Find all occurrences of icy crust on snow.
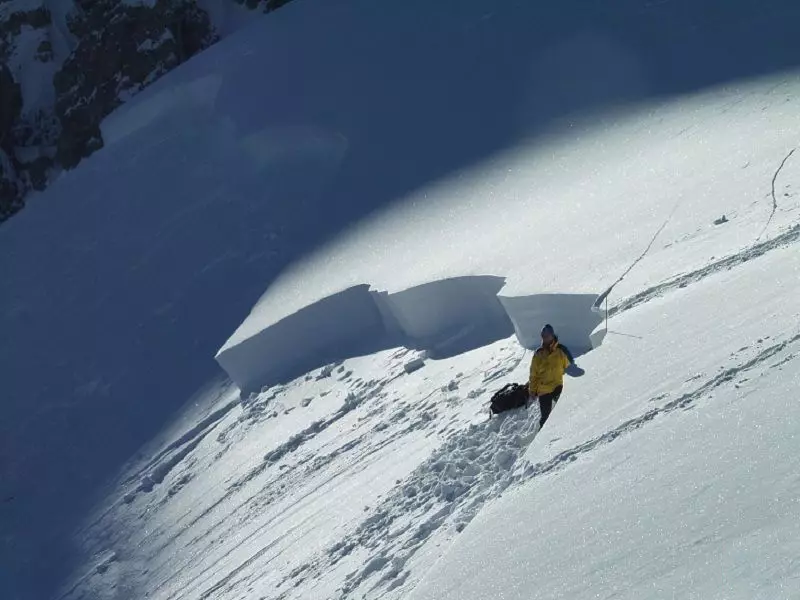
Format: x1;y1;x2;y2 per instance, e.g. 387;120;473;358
217;75;800;392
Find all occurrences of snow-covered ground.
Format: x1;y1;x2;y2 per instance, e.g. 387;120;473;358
3;1;800;599
63;207;800;600
65;340;538;600
410;243;800;600
59;73;800;599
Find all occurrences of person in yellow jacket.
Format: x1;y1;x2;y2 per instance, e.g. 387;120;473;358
529;324;572;428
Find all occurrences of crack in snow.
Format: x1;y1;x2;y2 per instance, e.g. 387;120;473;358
758;147;797;241
610;222;800;317
593;202;681;311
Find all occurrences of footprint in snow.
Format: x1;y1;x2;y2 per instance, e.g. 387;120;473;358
311;408;541;598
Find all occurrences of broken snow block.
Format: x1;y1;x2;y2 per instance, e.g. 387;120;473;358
404;357;425;374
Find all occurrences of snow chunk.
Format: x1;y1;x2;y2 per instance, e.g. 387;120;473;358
403;357;425;374
498;292;602;351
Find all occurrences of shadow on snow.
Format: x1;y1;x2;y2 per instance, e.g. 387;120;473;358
2;0;800;597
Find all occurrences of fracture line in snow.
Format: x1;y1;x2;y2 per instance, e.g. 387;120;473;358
758;147;797;241
593;201;680;311
517;331;800;483
610;222;800;317
601;148;798;320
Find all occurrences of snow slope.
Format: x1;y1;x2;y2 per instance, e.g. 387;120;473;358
2;0;800;599
409;243;800;600
64;157;800;600
61;77;800;600
217;75;800;392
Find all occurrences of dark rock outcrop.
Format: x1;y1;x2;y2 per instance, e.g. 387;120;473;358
55;0;218;169
0;0;297;224
0;62;23;221
234;0;293;11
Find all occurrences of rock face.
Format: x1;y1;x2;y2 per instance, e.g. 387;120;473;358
0;0;294;223
1;4;51;220
233;0;292;11
55;0;218;169
1;62;23;219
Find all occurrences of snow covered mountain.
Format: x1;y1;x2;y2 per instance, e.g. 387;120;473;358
0;0;276;221
2;1;800;599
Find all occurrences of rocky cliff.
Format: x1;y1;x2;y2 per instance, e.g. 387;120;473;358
0;0;287;222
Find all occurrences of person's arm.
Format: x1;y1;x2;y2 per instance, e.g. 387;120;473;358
561;349;571;372
560;343;575;365
529;353;539;397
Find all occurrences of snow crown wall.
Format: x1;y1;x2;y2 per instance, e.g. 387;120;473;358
216;276;603;393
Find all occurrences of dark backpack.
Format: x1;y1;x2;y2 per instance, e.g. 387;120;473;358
489;382;529;415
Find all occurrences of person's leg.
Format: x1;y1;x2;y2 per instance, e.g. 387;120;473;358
538;395;553;427
538;386;564;427
551;385;563;405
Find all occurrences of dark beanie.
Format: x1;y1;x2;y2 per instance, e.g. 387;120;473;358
541;324;555;336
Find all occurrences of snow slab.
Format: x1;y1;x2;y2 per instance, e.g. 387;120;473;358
217;74;800;392
408;244;800;600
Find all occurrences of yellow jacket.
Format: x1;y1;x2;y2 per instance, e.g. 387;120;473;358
529;342;570;396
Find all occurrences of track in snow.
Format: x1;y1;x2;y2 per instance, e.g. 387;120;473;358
279;404;543;599
610;222;800;318
515;331;800;484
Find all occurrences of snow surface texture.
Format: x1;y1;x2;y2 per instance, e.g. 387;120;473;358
66;341;540;600
409;243;800;600
62;221;800;600
59;79;800;599
3;0;800;599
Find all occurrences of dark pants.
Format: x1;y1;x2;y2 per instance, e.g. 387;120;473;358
538;385;563;428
